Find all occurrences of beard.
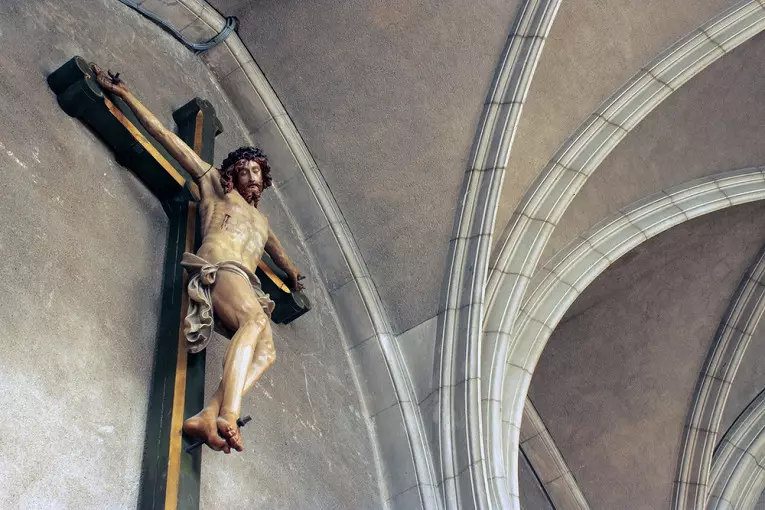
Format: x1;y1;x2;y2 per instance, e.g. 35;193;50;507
237;182;262;206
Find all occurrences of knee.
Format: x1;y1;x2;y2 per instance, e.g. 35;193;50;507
236;308;268;330
256;346;276;368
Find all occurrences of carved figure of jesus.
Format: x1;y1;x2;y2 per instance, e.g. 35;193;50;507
93;66;304;454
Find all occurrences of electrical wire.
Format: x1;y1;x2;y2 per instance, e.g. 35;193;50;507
116;0;238;54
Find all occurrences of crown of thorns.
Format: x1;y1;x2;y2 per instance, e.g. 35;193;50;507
219;146;273;194
221;146;269;171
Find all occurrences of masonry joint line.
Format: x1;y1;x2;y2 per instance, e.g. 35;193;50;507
699;27;727;54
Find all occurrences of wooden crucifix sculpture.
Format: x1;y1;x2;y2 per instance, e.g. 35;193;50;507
47;56;311;509
95;63;307;452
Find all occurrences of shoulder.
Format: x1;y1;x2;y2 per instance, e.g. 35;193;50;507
197;166;225;198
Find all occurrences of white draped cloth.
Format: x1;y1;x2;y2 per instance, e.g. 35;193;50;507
180;252;275;353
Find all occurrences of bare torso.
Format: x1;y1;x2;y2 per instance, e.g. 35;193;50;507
196;190;269;274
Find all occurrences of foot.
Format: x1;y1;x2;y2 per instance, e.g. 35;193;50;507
216;412;244;452
183;407;230;454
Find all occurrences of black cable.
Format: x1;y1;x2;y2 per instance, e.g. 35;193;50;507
116;0;238;54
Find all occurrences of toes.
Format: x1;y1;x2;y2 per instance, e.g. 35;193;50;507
215;416;244;451
230;433;244;452
204;431;229;453
216;418;235;438
220;427;243;452
207;434;228;451
228;434;243;451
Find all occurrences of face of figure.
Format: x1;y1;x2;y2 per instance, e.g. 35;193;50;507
233;159;263;205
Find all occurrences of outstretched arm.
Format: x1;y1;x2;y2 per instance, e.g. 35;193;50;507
264;228;305;291
92;65;217;184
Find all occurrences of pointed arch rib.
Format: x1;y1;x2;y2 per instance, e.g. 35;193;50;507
497;167;765;503
708;388;765;510
674;242;765;509
483;2;765;504
435;0;561;508
520;399;590;508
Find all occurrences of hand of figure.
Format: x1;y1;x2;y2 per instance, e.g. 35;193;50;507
91;64;129;96
288;271;305;292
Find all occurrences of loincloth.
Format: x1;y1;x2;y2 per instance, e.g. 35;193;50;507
181;252;275;353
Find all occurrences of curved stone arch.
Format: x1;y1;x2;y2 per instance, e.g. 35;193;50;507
481;2;765;504
708;389;765;510
520;399;590;509
433;0;561;508
674;243;765;509
498;168;765;503
115;1;441;507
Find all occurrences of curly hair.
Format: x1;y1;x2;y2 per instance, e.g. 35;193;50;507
219;146;272;194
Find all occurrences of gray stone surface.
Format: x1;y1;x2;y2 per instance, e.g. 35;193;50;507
719;309;765;440
543;33;765;262
757;488;765;510
519;451;554;510
528;203;765;510
348;336;399;417
0;1;379;508
396;315;438;404
494;0;736;244
208;0;519;334
371;403;417;499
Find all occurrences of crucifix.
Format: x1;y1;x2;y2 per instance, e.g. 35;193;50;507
47;56;311;510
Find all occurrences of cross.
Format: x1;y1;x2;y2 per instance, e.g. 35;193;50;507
47;56;311;510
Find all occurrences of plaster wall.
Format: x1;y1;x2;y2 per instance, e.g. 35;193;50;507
543;33;765;262
528;203;765;510
494;0;735;242
0;1;379;508
208;0;519;333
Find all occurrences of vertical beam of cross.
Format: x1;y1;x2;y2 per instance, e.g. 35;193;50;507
47;58;222;510
140;100;222;510
169;99;223;510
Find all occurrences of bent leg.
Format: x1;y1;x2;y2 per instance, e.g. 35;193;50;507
200;317;274;452
182;270;268;452
210;270;269;451
242;321;276;395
